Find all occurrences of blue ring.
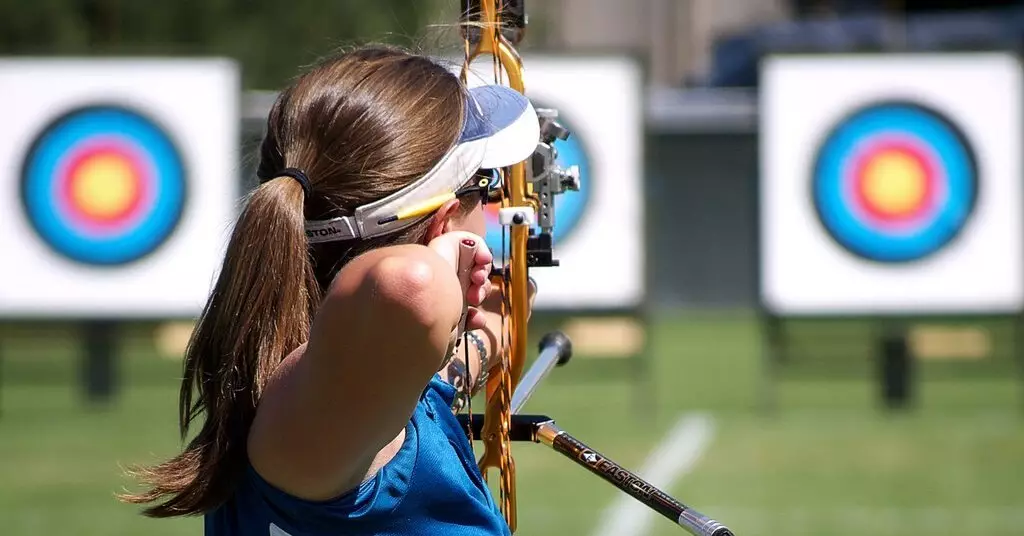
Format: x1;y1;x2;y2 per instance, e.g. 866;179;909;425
812;101;978;263
484;105;591;255
19;105;187;266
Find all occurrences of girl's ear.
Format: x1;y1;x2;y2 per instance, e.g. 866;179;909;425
422;199;463;244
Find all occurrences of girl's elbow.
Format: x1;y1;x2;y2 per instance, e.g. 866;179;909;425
325;250;461;331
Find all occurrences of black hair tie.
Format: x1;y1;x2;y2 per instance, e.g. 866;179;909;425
260;167;313;198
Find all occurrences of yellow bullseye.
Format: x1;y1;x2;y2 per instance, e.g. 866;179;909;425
860;150;927;217
70;154;138;219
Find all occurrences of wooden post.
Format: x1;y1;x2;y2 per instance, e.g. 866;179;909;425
879;324;913;410
82;320;119;404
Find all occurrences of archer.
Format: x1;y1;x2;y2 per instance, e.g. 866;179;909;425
120;45;540;536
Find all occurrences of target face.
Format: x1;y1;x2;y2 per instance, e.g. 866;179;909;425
812;101;978;263
19;105;187;266
484;108;591;255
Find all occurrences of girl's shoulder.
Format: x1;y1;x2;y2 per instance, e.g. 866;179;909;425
246;244;464;504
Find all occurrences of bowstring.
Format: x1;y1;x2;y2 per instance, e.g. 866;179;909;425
459;2;516;520
490;1;516;519
461;16;475;457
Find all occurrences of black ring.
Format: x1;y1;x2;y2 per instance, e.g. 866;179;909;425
260;167;312;198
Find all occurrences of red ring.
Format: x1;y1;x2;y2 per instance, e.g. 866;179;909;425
54;139;153;237
845;136;941;230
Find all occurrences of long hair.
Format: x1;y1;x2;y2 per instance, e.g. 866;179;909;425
120;45;468;517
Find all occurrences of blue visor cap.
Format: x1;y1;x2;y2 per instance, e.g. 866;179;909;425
460;84;540;169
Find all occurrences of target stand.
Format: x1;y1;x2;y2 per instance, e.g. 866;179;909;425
757;52;1024;412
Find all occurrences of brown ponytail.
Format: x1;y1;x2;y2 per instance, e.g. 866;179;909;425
122;176;320;516
120;45;467;517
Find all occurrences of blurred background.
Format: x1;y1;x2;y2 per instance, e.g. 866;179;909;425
2;1;1024;535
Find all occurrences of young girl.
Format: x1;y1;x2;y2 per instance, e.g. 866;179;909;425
122;45;540;535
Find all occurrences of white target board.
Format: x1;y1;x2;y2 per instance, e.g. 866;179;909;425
0;58;239;318
460;55;645;310
760;53;1024;315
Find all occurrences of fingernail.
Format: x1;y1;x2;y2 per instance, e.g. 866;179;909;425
461;238;476;247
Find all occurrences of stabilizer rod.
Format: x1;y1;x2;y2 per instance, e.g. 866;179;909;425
456;414;735;536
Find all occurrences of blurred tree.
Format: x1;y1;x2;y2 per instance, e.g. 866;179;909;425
0;0;454;88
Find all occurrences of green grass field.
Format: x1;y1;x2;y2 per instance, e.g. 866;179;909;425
1;312;1022;536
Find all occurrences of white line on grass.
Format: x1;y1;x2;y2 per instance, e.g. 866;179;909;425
590;413;716;536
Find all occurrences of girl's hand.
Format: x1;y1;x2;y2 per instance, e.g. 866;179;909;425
427;231;493;331
479;275;537;319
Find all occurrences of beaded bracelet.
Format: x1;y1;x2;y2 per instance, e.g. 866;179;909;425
465;330;490;389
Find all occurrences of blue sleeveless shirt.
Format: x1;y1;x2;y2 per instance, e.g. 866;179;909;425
205;376;510;536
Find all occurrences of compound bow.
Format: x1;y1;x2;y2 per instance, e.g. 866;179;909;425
457;2;734;535
458;0;533;530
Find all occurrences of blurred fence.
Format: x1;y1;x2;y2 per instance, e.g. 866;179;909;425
644;88;760;310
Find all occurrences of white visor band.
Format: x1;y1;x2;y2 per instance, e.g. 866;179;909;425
304;84;539;243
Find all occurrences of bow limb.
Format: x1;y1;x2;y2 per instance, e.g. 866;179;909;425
460;1;532;532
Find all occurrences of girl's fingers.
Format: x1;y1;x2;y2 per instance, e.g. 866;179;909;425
474;242;493;264
464;307;486;331
470;265;490;285
466;280;489;307
476;252;493;268
426;231;493;311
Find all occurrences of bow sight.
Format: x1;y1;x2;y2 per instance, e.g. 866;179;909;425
527;109;581;268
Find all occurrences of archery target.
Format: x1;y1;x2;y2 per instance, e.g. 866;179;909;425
760;53;1024;315
458;55;644;310
0;58;239;318
20;105;187;266
483;104;592;255
811;101;978;263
